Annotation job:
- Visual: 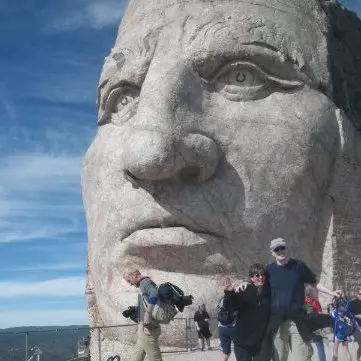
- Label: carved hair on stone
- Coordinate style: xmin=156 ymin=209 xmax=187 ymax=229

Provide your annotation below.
xmin=317 ymin=1 xmax=361 ymax=129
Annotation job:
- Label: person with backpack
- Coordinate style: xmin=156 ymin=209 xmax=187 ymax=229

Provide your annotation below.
xmin=330 ymin=296 xmax=358 ymax=361
xmin=194 ymin=304 xmax=212 ymax=351
xmin=349 ymin=289 xmax=361 ymax=361
xmin=123 ymin=269 xmax=163 ymax=361
xmin=223 ymin=263 xmax=272 ymax=361
xmin=217 ymin=296 xmax=238 ymax=361
xmin=304 ymin=285 xmax=326 ymax=361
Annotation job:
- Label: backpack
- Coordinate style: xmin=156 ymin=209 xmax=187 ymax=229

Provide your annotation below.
xmin=142 ymin=282 xmax=184 ymax=324
xmin=331 ymin=298 xmax=358 ymax=341
xmin=217 ymin=298 xmax=238 ymax=325
xmin=158 ymin=282 xmax=184 ymax=303
xmin=304 ymin=297 xmax=318 ymax=315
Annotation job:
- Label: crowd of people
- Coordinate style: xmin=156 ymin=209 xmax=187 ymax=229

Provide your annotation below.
xmin=123 ymin=237 xmax=361 ymax=361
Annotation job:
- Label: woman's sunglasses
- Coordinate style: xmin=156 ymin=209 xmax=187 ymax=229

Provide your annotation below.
xmin=252 ymin=273 xmax=266 ymax=278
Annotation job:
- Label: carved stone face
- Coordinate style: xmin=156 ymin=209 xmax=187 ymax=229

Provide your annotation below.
xmin=82 ymin=0 xmax=344 ymax=347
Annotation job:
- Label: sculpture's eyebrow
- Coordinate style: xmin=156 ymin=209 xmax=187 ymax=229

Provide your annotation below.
xmin=185 ymin=17 xmax=315 ymax=84
xmin=97 ymin=36 xmax=157 ymax=111
xmin=188 ymin=44 xmax=307 ymax=83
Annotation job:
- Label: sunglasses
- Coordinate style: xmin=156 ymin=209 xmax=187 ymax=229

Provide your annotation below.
xmin=252 ymin=273 xmax=266 ymax=278
xmin=273 ymin=246 xmax=286 ymax=253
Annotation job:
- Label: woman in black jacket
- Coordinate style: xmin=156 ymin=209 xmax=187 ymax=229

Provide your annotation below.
xmin=223 ymin=263 xmax=272 ymax=361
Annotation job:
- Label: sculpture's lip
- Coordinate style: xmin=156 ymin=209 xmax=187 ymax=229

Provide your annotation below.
xmin=121 ymin=218 xmax=223 ymax=242
xmin=120 ymin=227 xmax=234 ymax=274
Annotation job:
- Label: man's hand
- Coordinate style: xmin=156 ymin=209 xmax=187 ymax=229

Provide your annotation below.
xmin=332 ymin=290 xmax=342 ymax=298
xmin=223 ymin=277 xmax=234 ymax=291
xmin=143 ymin=311 xmax=152 ymax=328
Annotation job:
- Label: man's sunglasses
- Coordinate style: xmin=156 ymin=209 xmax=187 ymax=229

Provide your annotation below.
xmin=273 ymin=246 xmax=286 ymax=253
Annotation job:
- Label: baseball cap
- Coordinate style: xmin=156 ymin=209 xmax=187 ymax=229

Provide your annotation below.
xmin=270 ymin=237 xmax=287 ymax=251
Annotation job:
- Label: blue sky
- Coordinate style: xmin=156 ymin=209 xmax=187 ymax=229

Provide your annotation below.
xmin=0 ymin=0 xmax=128 ymax=328
xmin=0 ymin=0 xmax=360 ymax=329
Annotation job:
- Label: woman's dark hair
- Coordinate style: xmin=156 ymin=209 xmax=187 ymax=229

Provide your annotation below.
xmin=248 ymin=263 xmax=266 ymax=278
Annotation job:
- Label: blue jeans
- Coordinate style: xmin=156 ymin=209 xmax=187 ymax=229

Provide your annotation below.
xmin=312 ymin=333 xmax=326 ymax=361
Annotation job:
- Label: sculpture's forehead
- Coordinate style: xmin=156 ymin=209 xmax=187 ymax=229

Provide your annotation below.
xmin=122 ymin=0 xmax=324 ymax=26
xmin=98 ymin=0 xmax=330 ymax=102
xmin=118 ymin=0 xmax=327 ymax=47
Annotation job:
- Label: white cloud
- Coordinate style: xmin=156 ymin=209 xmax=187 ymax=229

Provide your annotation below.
xmin=26 ymin=70 xmax=98 ymax=104
xmin=0 ymin=277 xmax=86 ymax=299
xmin=0 ymin=309 xmax=88 ymax=328
xmin=0 ymin=83 xmax=18 ymax=123
xmin=0 ymin=263 xmax=85 ymax=272
xmin=0 ymin=153 xmax=82 ymax=193
xmin=49 ymin=0 xmax=129 ymax=32
xmin=0 ymin=152 xmax=85 ymax=243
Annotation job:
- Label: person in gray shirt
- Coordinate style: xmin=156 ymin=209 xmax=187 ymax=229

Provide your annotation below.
xmin=123 ymin=269 xmax=163 ymax=361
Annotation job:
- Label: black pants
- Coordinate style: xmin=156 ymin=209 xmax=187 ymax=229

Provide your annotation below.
xmin=234 ymin=333 xmax=273 ymax=361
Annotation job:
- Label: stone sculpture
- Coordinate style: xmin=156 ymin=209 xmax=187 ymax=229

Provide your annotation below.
xmin=82 ymin=0 xmax=361 ymax=358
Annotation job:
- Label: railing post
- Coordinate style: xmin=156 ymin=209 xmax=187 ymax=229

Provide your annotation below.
xmin=25 ymin=332 xmax=28 ymax=361
xmin=98 ymin=328 xmax=101 ymax=361
xmin=185 ymin=318 xmax=189 ymax=352
xmin=188 ymin=317 xmax=192 ymax=351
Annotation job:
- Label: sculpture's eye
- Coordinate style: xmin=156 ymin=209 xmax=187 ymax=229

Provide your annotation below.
xmin=209 ymin=61 xmax=302 ymax=102
xmin=114 ymin=88 xmax=138 ymax=112
xmin=221 ymin=68 xmax=261 ymax=88
xmin=106 ymin=85 xmax=140 ymax=125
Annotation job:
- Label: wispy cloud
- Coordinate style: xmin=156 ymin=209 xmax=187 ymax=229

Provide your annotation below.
xmin=0 ymin=309 xmax=88 ymax=328
xmin=0 ymin=263 xmax=84 ymax=273
xmin=0 ymin=154 xmax=82 ymax=192
xmin=48 ymin=0 xmax=129 ymax=32
xmin=0 ymin=277 xmax=85 ymax=299
xmin=0 ymin=83 xmax=18 ymax=123
xmin=0 ymin=152 xmax=85 ymax=244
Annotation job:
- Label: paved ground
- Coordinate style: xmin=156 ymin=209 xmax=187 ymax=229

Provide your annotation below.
xmin=163 ymin=341 xmax=359 ymax=361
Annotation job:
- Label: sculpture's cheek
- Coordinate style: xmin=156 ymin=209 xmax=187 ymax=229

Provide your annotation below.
xmin=197 ymin=88 xmax=339 ymax=239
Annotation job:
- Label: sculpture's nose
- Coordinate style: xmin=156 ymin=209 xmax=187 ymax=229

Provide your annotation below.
xmin=123 ymin=131 xmax=220 ymax=183
xmin=122 ymin=57 xmax=221 ymax=184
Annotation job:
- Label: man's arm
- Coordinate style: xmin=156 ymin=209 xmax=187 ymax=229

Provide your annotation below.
xmin=194 ymin=313 xmax=201 ymax=330
xmin=301 ymin=261 xmax=341 ymax=298
xmin=140 ymin=279 xmax=158 ymax=326
xmin=312 ymin=283 xmax=341 ymax=298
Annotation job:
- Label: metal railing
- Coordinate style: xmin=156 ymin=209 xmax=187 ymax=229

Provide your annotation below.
xmin=0 ymin=317 xmax=356 ymax=361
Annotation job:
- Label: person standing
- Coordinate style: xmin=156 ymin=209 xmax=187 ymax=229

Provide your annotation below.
xmin=304 ymin=285 xmax=326 ymax=361
xmin=194 ymin=304 xmax=212 ymax=351
xmin=217 ymin=296 xmax=237 ymax=361
xmin=267 ymin=238 xmax=341 ymax=361
xmin=223 ymin=263 xmax=272 ymax=361
xmin=349 ymin=289 xmax=361 ymax=361
xmin=123 ymin=269 xmax=163 ymax=361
